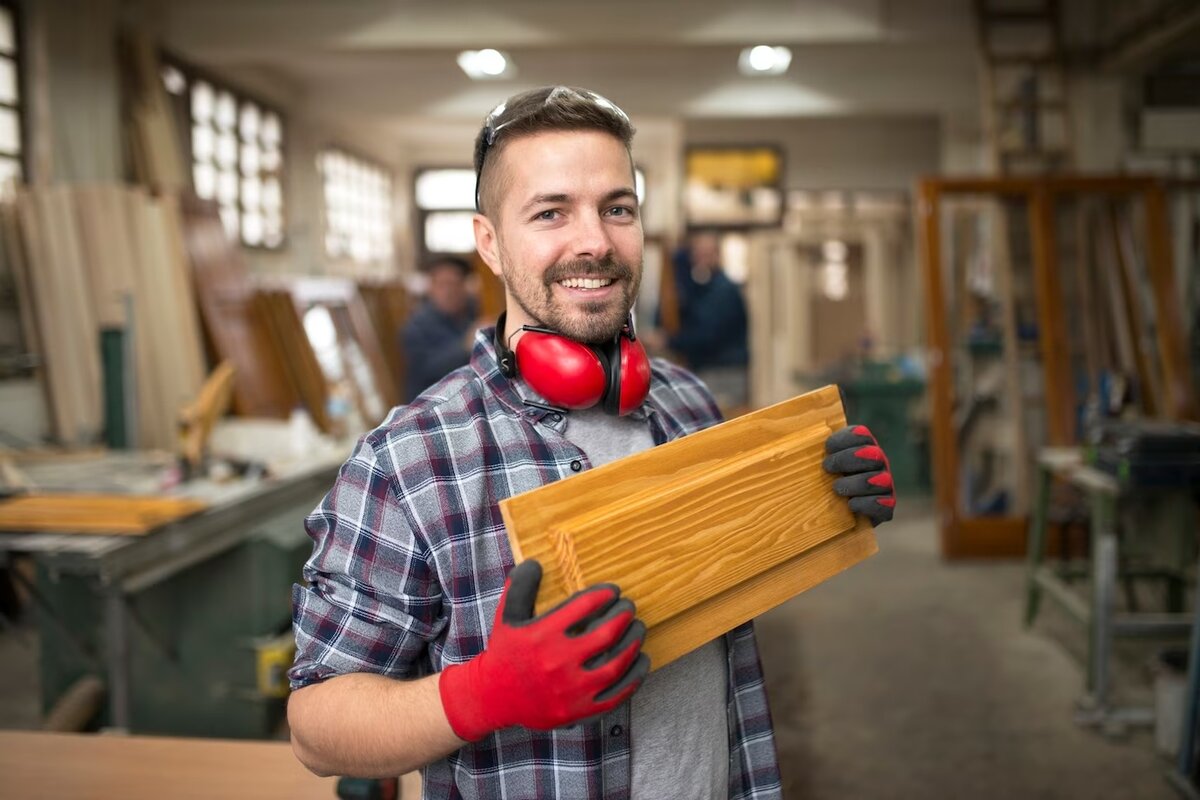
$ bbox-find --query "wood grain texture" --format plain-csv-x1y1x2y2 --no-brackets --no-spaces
0,494,207,535
501,384,877,669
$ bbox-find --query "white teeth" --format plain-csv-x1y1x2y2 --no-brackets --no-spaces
559,277,615,290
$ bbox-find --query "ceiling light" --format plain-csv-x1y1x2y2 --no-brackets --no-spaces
738,45,792,76
457,49,513,80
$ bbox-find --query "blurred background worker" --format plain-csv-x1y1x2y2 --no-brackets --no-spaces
648,230,750,409
400,256,481,401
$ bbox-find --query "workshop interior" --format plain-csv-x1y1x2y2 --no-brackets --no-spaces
0,0,1198,798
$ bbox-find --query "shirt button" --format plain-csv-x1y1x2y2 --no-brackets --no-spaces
570,460,582,472
610,725,623,737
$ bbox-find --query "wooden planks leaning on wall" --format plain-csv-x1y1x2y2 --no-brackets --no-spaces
502,384,877,670
4,185,209,450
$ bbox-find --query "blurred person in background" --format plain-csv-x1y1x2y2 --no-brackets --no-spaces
646,230,749,409
400,255,481,401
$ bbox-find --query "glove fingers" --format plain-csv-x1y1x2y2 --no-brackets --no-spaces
593,651,651,705
823,444,887,475
833,470,894,497
584,617,645,670
500,560,543,624
825,425,875,454
849,494,896,526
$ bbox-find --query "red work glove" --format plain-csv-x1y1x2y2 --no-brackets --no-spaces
438,559,649,742
823,424,896,526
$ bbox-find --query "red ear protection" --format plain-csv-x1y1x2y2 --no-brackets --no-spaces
495,314,651,416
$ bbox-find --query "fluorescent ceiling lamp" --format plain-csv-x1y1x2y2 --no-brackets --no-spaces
738,45,792,76
458,49,513,80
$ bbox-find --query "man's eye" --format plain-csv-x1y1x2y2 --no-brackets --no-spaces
535,209,559,221
607,205,635,218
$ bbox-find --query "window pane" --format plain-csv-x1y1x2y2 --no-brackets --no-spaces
261,113,281,146
240,141,260,176
192,124,214,162
261,146,281,173
0,57,16,105
0,106,19,154
192,81,214,122
241,175,261,210
0,155,19,189
215,91,236,131
262,177,282,211
415,169,475,210
242,211,263,245
424,211,476,253
216,132,237,169
193,162,216,199
161,64,186,96
217,169,238,205
0,8,13,56
239,103,260,140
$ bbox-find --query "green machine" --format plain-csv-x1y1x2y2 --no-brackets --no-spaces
33,467,334,739
838,360,929,495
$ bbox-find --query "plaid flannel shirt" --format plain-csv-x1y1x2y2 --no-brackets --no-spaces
290,329,782,800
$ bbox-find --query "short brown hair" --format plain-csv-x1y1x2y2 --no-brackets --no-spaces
473,86,635,216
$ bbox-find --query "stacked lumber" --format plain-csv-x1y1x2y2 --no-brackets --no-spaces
178,195,299,419
356,279,410,406
255,289,333,434
2,185,208,450
118,34,187,191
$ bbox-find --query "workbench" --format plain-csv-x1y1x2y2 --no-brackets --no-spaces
1024,446,1196,734
0,444,347,735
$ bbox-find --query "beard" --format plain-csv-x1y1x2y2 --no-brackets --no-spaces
502,252,642,344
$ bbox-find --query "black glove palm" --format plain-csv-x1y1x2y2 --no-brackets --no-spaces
823,425,896,527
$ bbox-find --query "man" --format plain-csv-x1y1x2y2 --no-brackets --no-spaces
651,230,750,408
287,86,896,799
400,256,480,401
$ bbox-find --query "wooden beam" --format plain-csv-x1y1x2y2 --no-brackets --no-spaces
916,180,960,554
1108,200,1160,416
1142,185,1198,420
501,385,877,670
0,494,207,535
1028,187,1075,445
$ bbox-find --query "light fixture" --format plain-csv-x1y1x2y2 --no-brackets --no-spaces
457,49,514,80
738,45,792,76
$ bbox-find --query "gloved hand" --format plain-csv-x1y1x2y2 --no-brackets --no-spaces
438,559,650,741
823,425,896,527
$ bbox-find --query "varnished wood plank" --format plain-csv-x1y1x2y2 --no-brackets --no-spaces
501,385,877,669
0,494,207,535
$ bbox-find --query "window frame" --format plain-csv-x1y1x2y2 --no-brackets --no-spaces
161,53,289,252
0,0,28,184
317,143,396,267
413,165,478,261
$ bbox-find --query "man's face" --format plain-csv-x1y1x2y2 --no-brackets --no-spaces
690,233,721,272
426,262,469,317
474,130,643,344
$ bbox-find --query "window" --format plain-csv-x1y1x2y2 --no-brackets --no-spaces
0,2,24,191
162,63,286,249
318,148,394,264
413,166,646,257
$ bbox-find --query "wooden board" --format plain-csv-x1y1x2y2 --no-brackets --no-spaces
255,288,333,434
0,731,415,800
501,385,877,669
0,494,208,535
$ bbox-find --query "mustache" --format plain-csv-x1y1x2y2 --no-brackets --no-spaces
543,255,634,287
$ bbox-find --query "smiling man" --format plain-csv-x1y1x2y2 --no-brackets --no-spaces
286,87,896,800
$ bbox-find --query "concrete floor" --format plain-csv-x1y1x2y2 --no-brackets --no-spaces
756,498,1179,799
0,499,1184,798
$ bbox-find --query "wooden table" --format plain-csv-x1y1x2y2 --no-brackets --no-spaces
0,731,423,799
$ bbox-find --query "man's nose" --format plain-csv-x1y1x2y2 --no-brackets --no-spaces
570,211,614,262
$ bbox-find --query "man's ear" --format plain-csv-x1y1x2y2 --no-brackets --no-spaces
473,213,503,279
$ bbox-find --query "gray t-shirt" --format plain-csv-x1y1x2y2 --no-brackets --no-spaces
561,405,729,800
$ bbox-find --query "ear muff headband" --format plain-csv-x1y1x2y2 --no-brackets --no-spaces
493,313,650,415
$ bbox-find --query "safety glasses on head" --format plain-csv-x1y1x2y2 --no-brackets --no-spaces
473,87,631,212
